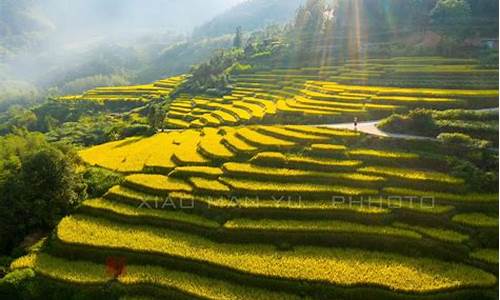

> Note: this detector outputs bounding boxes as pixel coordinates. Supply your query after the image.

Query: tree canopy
[0,132,86,254]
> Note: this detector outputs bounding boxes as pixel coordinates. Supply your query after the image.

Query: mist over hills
[193,0,306,38]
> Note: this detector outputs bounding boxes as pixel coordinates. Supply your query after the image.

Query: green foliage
[138,35,234,83]
[233,26,243,48]
[448,157,498,192]
[431,0,472,37]
[0,267,120,300]
[59,74,130,95]
[438,132,490,149]
[0,268,36,300]
[19,147,86,225]
[182,48,244,95]
[0,106,37,134]
[0,132,86,254]
[470,249,498,264]
[379,109,498,146]
[378,109,440,137]
[192,0,304,38]
[479,48,499,69]
[227,63,253,75]
[44,114,131,146]
[83,168,123,198]
[147,104,166,131]
[281,0,497,63]
[0,81,41,112]
[433,109,498,121]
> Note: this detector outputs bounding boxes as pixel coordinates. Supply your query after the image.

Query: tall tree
[147,104,166,131]
[233,26,243,48]
[430,0,472,38]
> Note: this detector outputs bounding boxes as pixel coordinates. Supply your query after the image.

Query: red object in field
[106,256,126,278]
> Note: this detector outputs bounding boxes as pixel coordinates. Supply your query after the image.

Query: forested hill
[193,0,305,38]
[331,0,499,41]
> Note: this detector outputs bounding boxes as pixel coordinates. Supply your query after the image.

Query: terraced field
[58,75,188,107]
[166,57,498,129]
[14,124,499,299]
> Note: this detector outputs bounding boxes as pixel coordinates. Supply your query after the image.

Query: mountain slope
[193,0,305,38]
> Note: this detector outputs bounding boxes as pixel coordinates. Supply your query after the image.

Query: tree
[18,147,86,228]
[147,104,166,131]
[244,35,257,56]
[0,133,86,253]
[181,48,243,95]
[6,106,37,131]
[291,0,329,63]
[430,0,472,38]
[233,26,243,48]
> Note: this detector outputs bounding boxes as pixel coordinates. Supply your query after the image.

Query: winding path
[320,107,499,141]
[163,107,499,141]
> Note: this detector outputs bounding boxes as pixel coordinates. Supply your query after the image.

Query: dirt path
[321,107,499,141]
[163,107,499,140]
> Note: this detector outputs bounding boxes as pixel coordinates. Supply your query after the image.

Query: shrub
[0,268,36,300]
[228,63,253,75]
[437,133,490,149]
[448,158,498,193]
[83,168,124,198]
[378,109,440,136]
[120,124,154,138]
[479,48,499,69]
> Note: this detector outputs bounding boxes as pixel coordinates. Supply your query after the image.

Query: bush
[228,63,253,75]
[0,256,11,279]
[448,157,498,193]
[0,268,35,300]
[437,133,490,149]
[120,124,153,138]
[479,48,499,69]
[378,109,440,137]
[83,168,124,198]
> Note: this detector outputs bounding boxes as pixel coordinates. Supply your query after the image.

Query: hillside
[193,0,305,38]
[165,57,498,128]
[1,0,499,299]
[9,54,499,299]
[14,124,498,299]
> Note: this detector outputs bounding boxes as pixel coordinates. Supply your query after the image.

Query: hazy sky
[40,0,247,40]
[2,0,249,82]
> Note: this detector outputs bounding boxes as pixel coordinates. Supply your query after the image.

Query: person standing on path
[354,117,358,131]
